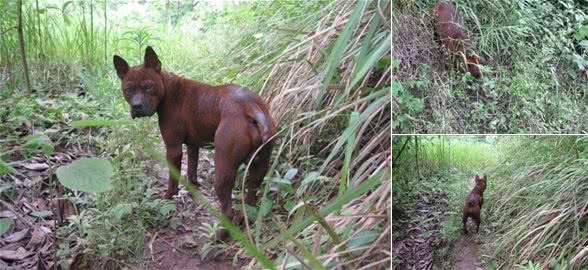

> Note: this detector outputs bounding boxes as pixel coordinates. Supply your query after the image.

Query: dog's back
[431,2,483,79]
[462,175,487,234]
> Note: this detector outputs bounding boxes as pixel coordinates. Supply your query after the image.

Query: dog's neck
[160,70,186,101]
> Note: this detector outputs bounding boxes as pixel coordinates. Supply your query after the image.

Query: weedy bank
[392,0,588,133]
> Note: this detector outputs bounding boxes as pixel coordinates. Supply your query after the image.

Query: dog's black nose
[131,104,142,111]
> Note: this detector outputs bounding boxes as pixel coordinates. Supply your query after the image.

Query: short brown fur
[113,46,276,241]
[462,175,486,234]
[431,1,485,79]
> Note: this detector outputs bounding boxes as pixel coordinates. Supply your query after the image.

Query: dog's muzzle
[130,104,154,118]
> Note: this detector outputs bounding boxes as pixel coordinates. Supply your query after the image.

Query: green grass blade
[276,221,328,270]
[319,92,389,175]
[264,166,389,250]
[347,32,390,91]
[339,111,360,196]
[314,0,367,110]
[71,119,133,127]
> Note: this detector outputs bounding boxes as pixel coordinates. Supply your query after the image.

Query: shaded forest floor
[0,136,246,269]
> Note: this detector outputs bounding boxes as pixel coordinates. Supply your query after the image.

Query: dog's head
[113,46,165,119]
[474,175,487,192]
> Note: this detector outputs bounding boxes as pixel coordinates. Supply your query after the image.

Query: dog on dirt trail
[431,1,486,79]
[113,46,276,241]
[462,175,486,234]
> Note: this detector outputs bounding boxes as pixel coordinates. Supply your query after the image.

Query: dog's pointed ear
[113,55,129,79]
[144,46,161,73]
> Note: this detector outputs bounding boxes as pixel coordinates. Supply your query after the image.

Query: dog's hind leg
[462,214,469,234]
[244,146,271,207]
[213,120,250,241]
[473,212,481,233]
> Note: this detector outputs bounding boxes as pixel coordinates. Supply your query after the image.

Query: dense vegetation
[392,136,588,269]
[392,0,588,133]
[0,0,391,269]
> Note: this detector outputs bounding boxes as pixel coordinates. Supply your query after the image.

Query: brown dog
[431,2,485,79]
[462,174,486,234]
[113,46,276,240]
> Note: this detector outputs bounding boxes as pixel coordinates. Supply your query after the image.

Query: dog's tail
[247,107,273,145]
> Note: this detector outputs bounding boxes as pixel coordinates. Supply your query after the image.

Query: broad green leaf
[0,218,14,236]
[23,134,54,155]
[259,199,273,218]
[159,201,176,216]
[56,158,114,193]
[112,203,134,220]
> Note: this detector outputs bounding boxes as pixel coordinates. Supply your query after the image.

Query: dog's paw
[215,229,230,242]
[163,191,175,200]
[232,212,244,225]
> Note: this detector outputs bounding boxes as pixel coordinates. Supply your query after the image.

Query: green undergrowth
[392,0,588,133]
[482,137,588,269]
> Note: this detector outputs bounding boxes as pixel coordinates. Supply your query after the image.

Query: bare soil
[143,147,245,270]
[452,236,483,270]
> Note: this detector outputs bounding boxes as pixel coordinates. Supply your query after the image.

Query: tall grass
[486,137,588,269]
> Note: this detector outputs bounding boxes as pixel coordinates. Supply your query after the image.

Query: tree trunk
[17,0,32,95]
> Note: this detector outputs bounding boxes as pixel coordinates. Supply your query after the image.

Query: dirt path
[452,236,483,270]
[143,147,245,270]
[451,176,484,270]
[393,191,449,270]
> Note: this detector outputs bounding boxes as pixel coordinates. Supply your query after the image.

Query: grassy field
[392,136,588,269]
[0,1,391,269]
[392,0,588,133]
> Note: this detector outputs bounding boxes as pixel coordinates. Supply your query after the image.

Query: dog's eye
[145,85,154,93]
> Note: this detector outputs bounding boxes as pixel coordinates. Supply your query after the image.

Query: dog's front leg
[187,145,199,187]
[164,144,182,199]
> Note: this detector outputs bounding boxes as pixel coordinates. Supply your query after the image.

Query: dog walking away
[431,1,485,79]
[462,175,486,234]
[113,46,276,240]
